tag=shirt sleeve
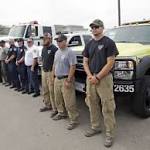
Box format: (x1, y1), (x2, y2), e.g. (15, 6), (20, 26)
(68, 50), (77, 66)
(53, 51), (57, 67)
(106, 39), (119, 57)
(82, 43), (89, 58)
(54, 45), (58, 53)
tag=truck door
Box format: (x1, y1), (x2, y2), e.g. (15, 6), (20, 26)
(25, 25), (41, 46)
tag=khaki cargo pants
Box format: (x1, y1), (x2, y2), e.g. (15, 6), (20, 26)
(42, 70), (56, 111)
(85, 73), (116, 136)
(54, 78), (79, 123)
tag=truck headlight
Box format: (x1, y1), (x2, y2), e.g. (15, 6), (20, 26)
(114, 60), (134, 80)
(115, 61), (134, 70)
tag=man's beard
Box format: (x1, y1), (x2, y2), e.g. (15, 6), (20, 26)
(43, 41), (50, 47)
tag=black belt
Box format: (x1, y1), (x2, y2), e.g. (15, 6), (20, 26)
(43, 69), (50, 72)
(56, 75), (68, 80)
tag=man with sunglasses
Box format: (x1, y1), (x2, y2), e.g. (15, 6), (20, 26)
(52, 34), (79, 130)
(83, 19), (119, 147)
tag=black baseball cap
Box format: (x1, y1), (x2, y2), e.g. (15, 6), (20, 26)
(54, 34), (67, 42)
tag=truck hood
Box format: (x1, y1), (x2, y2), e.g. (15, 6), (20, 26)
(116, 43), (150, 58)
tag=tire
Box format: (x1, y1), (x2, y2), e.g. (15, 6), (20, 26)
(132, 75), (150, 118)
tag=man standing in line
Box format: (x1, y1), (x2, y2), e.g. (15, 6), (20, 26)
(5, 39), (20, 90)
(53, 34), (79, 130)
(16, 38), (28, 92)
(0, 40), (9, 85)
(25, 38), (40, 97)
(39, 33), (58, 118)
(83, 19), (119, 147)
(0, 41), (3, 83)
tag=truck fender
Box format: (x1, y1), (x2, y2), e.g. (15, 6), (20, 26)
(136, 56), (150, 79)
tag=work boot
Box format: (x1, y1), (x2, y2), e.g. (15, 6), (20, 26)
(22, 90), (28, 94)
(10, 85), (15, 89)
(18, 88), (24, 92)
(53, 113), (67, 121)
(84, 128), (101, 137)
(5, 83), (11, 87)
(32, 92), (40, 97)
(104, 136), (113, 148)
(50, 111), (58, 118)
(67, 122), (79, 130)
(40, 106), (52, 112)
(28, 91), (34, 94)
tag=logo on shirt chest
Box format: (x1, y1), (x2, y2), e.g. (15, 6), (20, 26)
(61, 55), (65, 60)
(98, 44), (104, 51)
(47, 49), (51, 54)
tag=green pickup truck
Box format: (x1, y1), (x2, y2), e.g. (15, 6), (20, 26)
(74, 20), (150, 118)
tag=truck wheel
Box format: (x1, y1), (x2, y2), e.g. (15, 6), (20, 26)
(133, 75), (150, 118)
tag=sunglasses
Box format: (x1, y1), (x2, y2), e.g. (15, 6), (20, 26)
(91, 26), (100, 29)
(27, 41), (32, 43)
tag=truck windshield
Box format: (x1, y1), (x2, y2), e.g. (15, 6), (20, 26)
(105, 25), (150, 44)
(8, 25), (26, 38)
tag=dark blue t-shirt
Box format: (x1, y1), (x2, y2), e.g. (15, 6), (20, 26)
(42, 44), (58, 72)
(83, 36), (119, 74)
(7, 45), (17, 63)
(16, 45), (27, 62)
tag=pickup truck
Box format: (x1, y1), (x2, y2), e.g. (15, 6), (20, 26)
(73, 20), (150, 118)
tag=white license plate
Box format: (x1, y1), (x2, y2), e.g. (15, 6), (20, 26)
(75, 82), (85, 92)
(114, 84), (134, 93)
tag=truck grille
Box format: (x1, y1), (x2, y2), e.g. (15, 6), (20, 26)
(76, 55), (84, 71)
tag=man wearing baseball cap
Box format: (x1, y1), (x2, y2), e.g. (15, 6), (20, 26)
(89, 19), (104, 28)
(83, 19), (119, 147)
(16, 38), (28, 92)
(52, 34), (79, 130)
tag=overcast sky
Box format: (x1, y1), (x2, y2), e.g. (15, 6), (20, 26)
(0, 0), (150, 28)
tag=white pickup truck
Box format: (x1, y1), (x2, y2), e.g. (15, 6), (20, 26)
(0, 21), (88, 47)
